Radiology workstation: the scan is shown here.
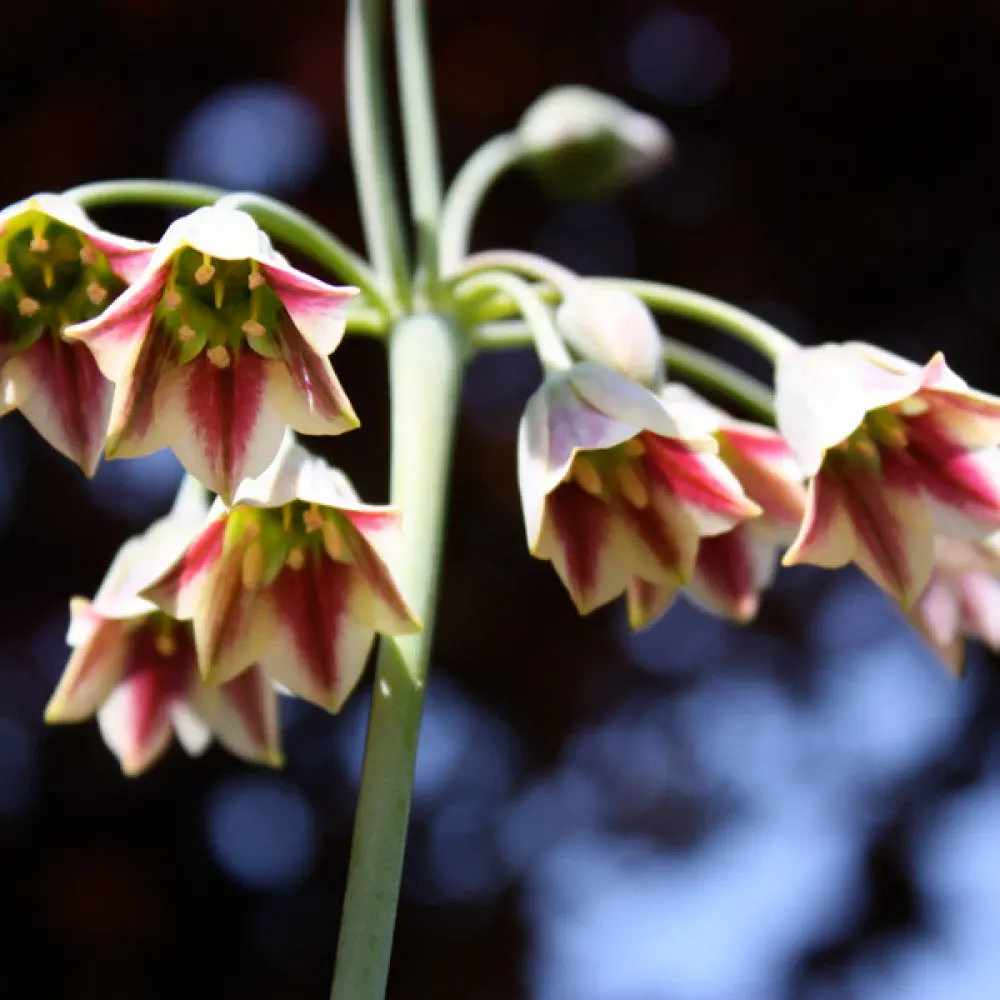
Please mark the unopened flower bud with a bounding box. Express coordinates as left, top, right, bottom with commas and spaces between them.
518, 86, 673, 201
556, 284, 664, 388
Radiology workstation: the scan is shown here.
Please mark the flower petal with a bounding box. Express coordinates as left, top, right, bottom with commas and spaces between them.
568, 361, 683, 440
909, 576, 964, 675
783, 469, 856, 570
614, 489, 698, 585
2, 335, 111, 476
958, 572, 1000, 651
258, 557, 375, 712
626, 577, 679, 630
141, 514, 227, 620
685, 525, 776, 623
156, 350, 286, 503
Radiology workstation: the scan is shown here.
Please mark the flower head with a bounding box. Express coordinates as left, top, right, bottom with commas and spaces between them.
44, 481, 281, 775
0, 193, 154, 475
518, 362, 760, 621
142, 438, 421, 712
776, 343, 1000, 607
65, 204, 360, 501
908, 536, 1000, 676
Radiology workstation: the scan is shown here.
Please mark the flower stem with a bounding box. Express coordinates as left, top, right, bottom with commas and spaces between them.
64, 179, 388, 309
394, 0, 444, 298
330, 313, 464, 1000
346, 0, 412, 307
439, 133, 522, 275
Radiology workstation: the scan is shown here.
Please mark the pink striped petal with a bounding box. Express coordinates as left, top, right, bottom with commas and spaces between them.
261, 261, 357, 357
95, 624, 200, 775
156, 350, 286, 503
142, 515, 227, 621
686, 526, 776, 623
626, 577, 679, 630
258, 557, 375, 711
2, 335, 111, 476
718, 427, 806, 531
783, 470, 855, 570
45, 601, 128, 723
614, 489, 698, 585
958, 572, 1000, 650
910, 576, 964, 675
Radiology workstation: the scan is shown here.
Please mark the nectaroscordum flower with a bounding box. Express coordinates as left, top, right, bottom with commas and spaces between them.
908, 536, 1000, 676
65, 205, 360, 501
518, 362, 760, 620
776, 342, 1000, 607
0, 193, 153, 475
626, 384, 807, 626
142, 439, 421, 712
44, 483, 281, 775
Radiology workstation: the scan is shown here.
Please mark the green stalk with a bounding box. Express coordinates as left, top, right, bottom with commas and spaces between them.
64, 179, 388, 308
346, 0, 411, 305
439, 133, 522, 275
330, 314, 464, 1000
394, 0, 444, 297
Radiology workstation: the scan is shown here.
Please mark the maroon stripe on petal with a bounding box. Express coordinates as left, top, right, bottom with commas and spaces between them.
695, 527, 758, 621
109, 327, 172, 450
145, 517, 226, 611
546, 484, 612, 601
614, 496, 683, 576
278, 316, 347, 421
220, 667, 271, 751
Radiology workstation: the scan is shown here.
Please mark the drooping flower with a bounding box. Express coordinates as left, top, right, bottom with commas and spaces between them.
65, 204, 360, 501
626, 384, 807, 626
518, 362, 760, 622
908, 536, 1000, 676
556, 283, 664, 389
776, 342, 1000, 607
141, 438, 421, 712
44, 481, 281, 775
0, 193, 154, 475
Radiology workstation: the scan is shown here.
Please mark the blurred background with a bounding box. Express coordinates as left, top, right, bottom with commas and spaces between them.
2, 0, 1000, 997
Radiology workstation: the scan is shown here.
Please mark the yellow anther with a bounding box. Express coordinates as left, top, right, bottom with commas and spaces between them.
243, 521, 262, 540
248, 272, 266, 290
18, 297, 40, 317
194, 258, 216, 285
241, 540, 264, 591
155, 632, 178, 657
242, 319, 266, 339
853, 439, 877, 461
286, 547, 306, 570
617, 463, 649, 509
177, 324, 197, 343
162, 289, 183, 310
79, 245, 100, 266
897, 397, 930, 418
302, 504, 325, 533
30, 235, 49, 254
86, 282, 107, 306
214, 277, 225, 309
207, 345, 231, 369
573, 455, 603, 496
882, 426, 908, 449
322, 519, 348, 562
0, 263, 11, 281
624, 438, 646, 458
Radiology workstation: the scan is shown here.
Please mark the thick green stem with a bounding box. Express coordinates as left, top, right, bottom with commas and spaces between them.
439, 133, 522, 275
64, 179, 388, 307
330, 314, 464, 1000
347, 0, 411, 305
394, 0, 444, 296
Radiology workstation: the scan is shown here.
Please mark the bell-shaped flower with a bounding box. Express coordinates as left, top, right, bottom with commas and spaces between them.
0, 193, 154, 475
626, 384, 807, 626
557, 284, 664, 389
518, 362, 760, 621
65, 204, 360, 501
908, 536, 1000, 676
44, 481, 282, 775
141, 438, 421, 712
776, 342, 1000, 607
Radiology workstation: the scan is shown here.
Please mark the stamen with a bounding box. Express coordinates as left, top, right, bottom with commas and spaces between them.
30, 235, 49, 254
897, 397, 930, 418
322, 519, 348, 562
155, 631, 178, 657
617, 464, 649, 509
302, 504, 325, 533
853, 439, 877, 461
194, 256, 216, 285
242, 540, 264, 591
177, 324, 197, 343
248, 272, 266, 291
0, 263, 11, 281
207, 345, 231, 369
86, 282, 107, 306
624, 438, 645, 458
162, 289, 183, 311
79, 245, 100, 266
881, 426, 908, 449
282, 504, 293, 533
242, 319, 266, 339
18, 297, 40, 317
213, 277, 225, 309
42, 263, 55, 289
286, 547, 306, 570
243, 521, 262, 540
573, 455, 603, 497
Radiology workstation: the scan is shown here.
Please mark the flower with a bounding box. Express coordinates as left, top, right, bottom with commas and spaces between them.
518, 362, 760, 621
556, 283, 664, 389
518, 86, 674, 200
141, 438, 421, 712
44, 480, 281, 775
0, 193, 154, 475
908, 536, 1000, 676
626, 384, 807, 625
776, 342, 1000, 607
65, 204, 360, 501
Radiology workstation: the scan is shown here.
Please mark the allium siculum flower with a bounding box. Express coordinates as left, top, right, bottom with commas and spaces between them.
65, 205, 360, 501
908, 536, 1000, 676
776, 342, 1000, 608
518, 362, 760, 621
44, 483, 281, 775
0, 193, 153, 475
626, 384, 807, 627
142, 439, 421, 712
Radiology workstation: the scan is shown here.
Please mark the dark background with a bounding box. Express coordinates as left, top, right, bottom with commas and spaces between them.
2, 1, 1000, 998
